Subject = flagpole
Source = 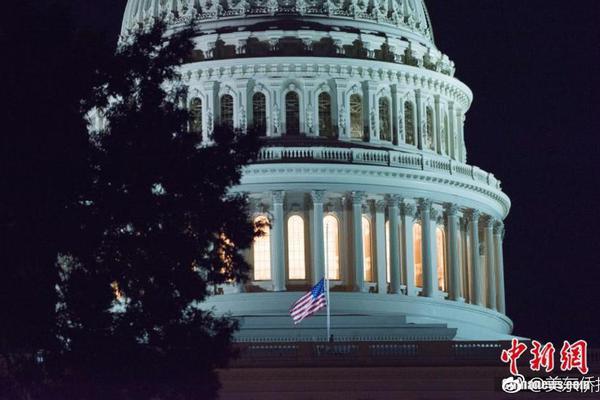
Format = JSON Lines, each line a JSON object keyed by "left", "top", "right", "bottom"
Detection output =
{"left": 325, "top": 223, "right": 331, "bottom": 341}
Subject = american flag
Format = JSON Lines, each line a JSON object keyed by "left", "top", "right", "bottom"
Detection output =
{"left": 289, "top": 278, "right": 327, "bottom": 324}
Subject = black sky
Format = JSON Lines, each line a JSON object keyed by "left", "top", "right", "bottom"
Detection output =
{"left": 71, "top": 0, "right": 600, "bottom": 345}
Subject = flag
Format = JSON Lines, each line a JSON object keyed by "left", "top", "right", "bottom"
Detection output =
{"left": 289, "top": 278, "right": 327, "bottom": 324}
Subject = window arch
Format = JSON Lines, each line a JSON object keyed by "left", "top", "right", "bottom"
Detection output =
{"left": 436, "top": 226, "right": 447, "bottom": 291}
{"left": 253, "top": 216, "right": 271, "bottom": 281}
{"left": 318, "top": 92, "right": 333, "bottom": 137}
{"left": 323, "top": 215, "right": 340, "bottom": 280}
{"left": 404, "top": 101, "right": 416, "bottom": 145}
{"left": 362, "top": 216, "right": 373, "bottom": 282}
{"left": 378, "top": 97, "right": 392, "bottom": 142}
{"left": 220, "top": 94, "right": 234, "bottom": 128}
{"left": 189, "top": 97, "right": 202, "bottom": 134}
{"left": 426, "top": 106, "right": 435, "bottom": 150}
{"left": 413, "top": 222, "right": 423, "bottom": 287}
{"left": 350, "top": 94, "right": 363, "bottom": 139}
{"left": 252, "top": 92, "right": 267, "bottom": 135}
{"left": 285, "top": 91, "right": 300, "bottom": 135}
{"left": 287, "top": 215, "right": 306, "bottom": 279}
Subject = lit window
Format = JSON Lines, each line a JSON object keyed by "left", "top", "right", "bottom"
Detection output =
{"left": 413, "top": 222, "right": 423, "bottom": 287}
{"left": 379, "top": 97, "right": 392, "bottom": 142}
{"left": 323, "top": 215, "right": 340, "bottom": 280}
{"left": 287, "top": 215, "right": 305, "bottom": 279}
{"left": 252, "top": 92, "right": 267, "bottom": 135}
{"left": 404, "top": 102, "right": 415, "bottom": 145}
{"left": 220, "top": 94, "right": 234, "bottom": 128}
{"left": 285, "top": 92, "right": 300, "bottom": 135}
{"left": 253, "top": 216, "right": 271, "bottom": 281}
{"left": 350, "top": 94, "right": 363, "bottom": 139}
{"left": 190, "top": 97, "right": 202, "bottom": 134}
{"left": 362, "top": 216, "right": 373, "bottom": 282}
{"left": 318, "top": 92, "right": 333, "bottom": 137}
{"left": 436, "top": 226, "right": 447, "bottom": 291}
{"left": 385, "top": 220, "right": 390, "bottom": 283}
{"left": 426, "top": 106, "right": 435, "bottom": 150}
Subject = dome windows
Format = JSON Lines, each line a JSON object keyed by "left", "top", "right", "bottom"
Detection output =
{"left": 252, "top": 92, "right": 267, "bottom": 135}
{"left": 285, "top": 92, "right": 300, "bottom": 135}
{"left": 379, "top": 97, "right": 392, "bottom": 142}
{"left": 324, "top": 215, "right": 340, "bottom": 280}
{"left": 350, "top": 94, "right": 363, "bottom": 139}
{"left": 253, "top": 216, "right": 271, "bottom": 281}
{"left": 404, "top": 101, "right": 416, "bottom": 146}
{"left": 287, "top": 215, "right": 306, "bottom": 280}
{"left": 318, "top": 92, "right": 333, "bottom": 138}
{"left": 220, "top": 94, "right": 234, "bottom": 128}
{"left": 189, "top": 97, "right": 202, "bottom": 135}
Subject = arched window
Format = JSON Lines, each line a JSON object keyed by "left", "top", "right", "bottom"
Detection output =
{"left": 287, "top": 215, "right": 305, "bottom": 279}
{"left": 413, "top": 222, "right": 423, "bottom": 287}
{"left": 220, "top": 94, "right": 234, "bottom": 128}
{"left": 362, "top": 216, "right": 373, "bottom": 282}
{"left": 385, "top": 220, "right": 391, "bottom": 283}
{"left": 323, "top": 215, "right": 340, "bottom": 280}
{"left": 350, "top": 94, "right": 363, "bottom": 139}
{"left": 190, "top": 97, "right": 202, "bottom": 134}
{"left": 318, "top": 92, "right": 333, "bottom": 137}
{"left": 253, "top": 216, "right": 271, "bottom": 281}
{"left": 285, "top": 91, "right": 300, "bottom": 135}
{"left": 426, "top": 106, "right": 435, "bottom": 151}
{"left": 436, "top": 226, "right": 447, "bottom": 291}
{"left": 252, "top": 92, "right": 267, "bottom": 135}
{"left": 378, "top": 97, "right": 392, "bottom": 142}
{"left": 404, "top": 102, "right": 416, "bottom": 145}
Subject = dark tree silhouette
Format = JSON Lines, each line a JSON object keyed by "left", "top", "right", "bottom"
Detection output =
{"left": 52, "top": 21, "right": 261, "bottom": 400}
{"left": 0, "top": 1, "right": 107, "bottom": 397}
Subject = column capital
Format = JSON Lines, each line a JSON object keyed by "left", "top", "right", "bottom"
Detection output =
{"left": 481, "top": 215, "right": 496, "bottom": 229}
{"left": 272, "top": 190, "right": 285, "bottom": 204}
{"left": 466, "top": 209, "right": 481, "bottom": 223}
{"left": 444, "top": 203, "right": 460, "bottom": 217}
{"left": 375, "top": 199, "right": 386, "bottom": 213}
{"left": 385, "top": 194, "right": 402, "bottom": 209}
{"left": 493, "top": 221, "right": 505, "bottom": 236}
{"left": 417, "top": 198, "right": 433, "bottom": 212}
{"left": 400, "top": 202, "right": 417, "bottom": 218}
{"left": 310, "top": 190, "right": 326, "bottom": 204}
{"left": 350, "top": 191, "right": 366, "bottom": 205}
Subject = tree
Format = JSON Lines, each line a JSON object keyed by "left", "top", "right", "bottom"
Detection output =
{"left": 53, "top": 22, "right": 261, "bottom": 399}
{"left": 0, "top": 1, "right": 108, "bottom": 397}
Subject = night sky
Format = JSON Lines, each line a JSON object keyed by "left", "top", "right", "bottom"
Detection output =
{"left": 71, "top": 1, "right": 600, "bottom": 345}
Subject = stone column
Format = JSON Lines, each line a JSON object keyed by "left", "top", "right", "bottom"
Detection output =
{"left": 445, "top": 204, "right": 463, "bottom": 301}
{"left": 448, "top": 102, "right": 456, "bottom": 159}
{"left": 400, "top": 202, "right": 417, "bottom": 296}
{"left": 351, "top": 191, "right": 366, "bottom": 292}
{"left": 388, "top": 196, "right": 402, "bottom": 294}
{"left": 364, "top": 82, "right": 379, "bottom": 143}
{"left": 311, "top": 190, "right": 326, "bottom": 284}
{"left": 202, "top": 80, "right": 217, "bottom": 143}
{"left": 271, "top": 191, "right": 286, "bottom": 291}
{"left": 419, "top": 199, "right": 437, "bottom": 298}
{"left": 483, "top": 216, "right": 497, "bottom": 310}
{"left": 494, "top": 221, "right": 506, "bottom": 314}
{"left": 434, "top": 95, "right": 442, "bottom": 154}
{"left": 468, "top": 210, "right": 483, "bottom": 305}
{"left": 374, "top": 200, "right": 387, "bottom": 294}
{"left": 234, "top": 79, "right": 250, "bottom": 132}
{"left": 333, "top": 78, "right": 349, "bottom": 140}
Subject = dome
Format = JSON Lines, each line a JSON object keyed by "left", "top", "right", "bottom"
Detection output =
{"left": 118, "top": 0, "right": 514, "bottom": 342}
{"left": 121, "top": 0, "right": 435, "bottom": 45}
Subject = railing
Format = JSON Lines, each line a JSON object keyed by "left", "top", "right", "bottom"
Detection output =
{"left": 232, "top": 341, "right": 600, "bottom": 369}
{"left": 256, "top": 146, "right": 502, "bottom": 190}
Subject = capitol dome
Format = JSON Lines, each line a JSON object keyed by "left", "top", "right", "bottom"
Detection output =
{"left": 120, "top": 0, "right": 513, "bottom": 341}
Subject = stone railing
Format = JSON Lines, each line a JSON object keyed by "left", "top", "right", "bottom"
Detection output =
{"left": 256, "top": 146, "right": 502, "bottom": 190}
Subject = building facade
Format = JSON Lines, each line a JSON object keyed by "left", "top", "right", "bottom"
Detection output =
{"left": 121, "top": 0, "right": 513, "bottom": 341}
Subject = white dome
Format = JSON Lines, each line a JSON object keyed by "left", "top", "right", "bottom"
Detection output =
{"left": 121, "top": 0, "right": 434, "bottom": 44}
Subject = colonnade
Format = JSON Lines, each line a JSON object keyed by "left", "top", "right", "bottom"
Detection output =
{"left": 247, "top": 190, "right": 506, "bottom": 314}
